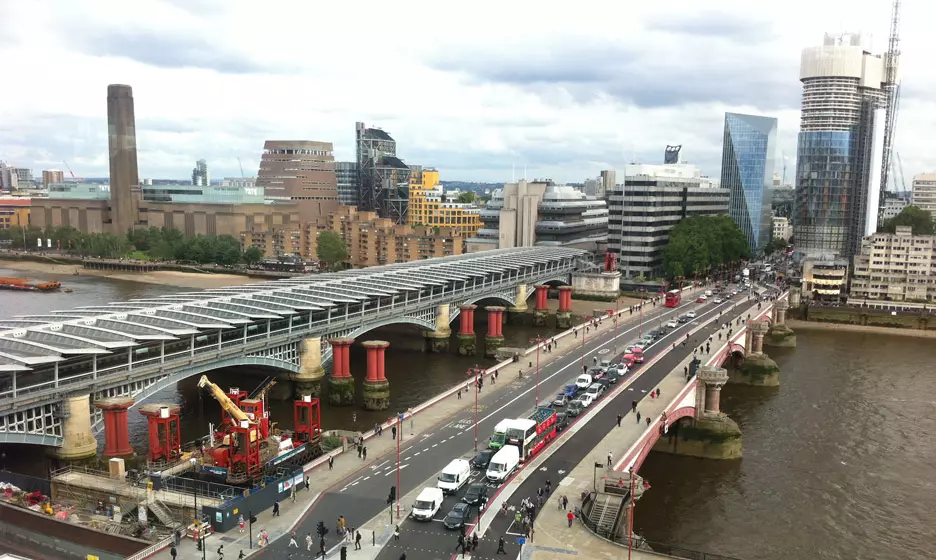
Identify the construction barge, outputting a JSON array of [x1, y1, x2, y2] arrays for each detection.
[[0, 276, 61, 292]]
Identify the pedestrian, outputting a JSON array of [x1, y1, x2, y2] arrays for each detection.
[[355, 531, 362, 550], [357, 445, 362, 459], [328, 456, 334, 470], [656, 388, 661, 397], [607, 451, 613, 467], [546, 478, 551, 493], [318, 538, 327, 559], [306, 476, 310, 490], [272, 501, 279, 517], [238, 514, 245, 533], [650, 391, 655, 400], [457, 389, 462, 399], [291, 486, 297, 503], [616, 413, 622, 427], [557, 495, 563, 510], [393, 524, 400, 540], [392, 426, 397, 440], [646, 417, 651, 426], [593, 356, 598, 365], [636, 411, 641, 424], [400, 554, 407, 560], [237, 552, 244, 560], [562, 495, 568, 510], [472, 533, 479, 550], [289, 532, 299, 548], [170, 546, 177, 560], [567, 510, 575, 527], [217, 545, 224, 560], [457, 534, 466, 553], [306, 533, 313, 551], [497, 536, 507, 554], [362, 446, 367, 460], [631, 400, 637, 412]]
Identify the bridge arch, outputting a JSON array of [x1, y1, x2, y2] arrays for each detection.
[[630, 406, 697, 473]]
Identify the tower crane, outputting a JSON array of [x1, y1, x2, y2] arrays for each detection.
[[62, 160, 81, 182], [237, 157, 245, 179], [878, 0, 902, 226]]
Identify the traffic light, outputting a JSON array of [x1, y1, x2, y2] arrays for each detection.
[[316, 521, 328, 537], [387, 485, 396, 505]]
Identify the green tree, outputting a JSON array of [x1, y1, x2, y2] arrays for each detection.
[[662, 215, 750, 280], [317, 230, 348, 270], [764, 237, 788, 255], [881, 205, 935, 235], [457, 191, 476, 204], [243, 246, 264, 266]]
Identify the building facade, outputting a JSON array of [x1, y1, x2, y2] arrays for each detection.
[[881, 194, 908, 220], [608, 164, 729, 278], [107, 84, 141, 235], [468, 179, 607, 252], [255, 140, 340, 223], [0, 197, 29, 229], [772, 216, 792, 241], [356, 122, 410, 224], [793, 33, 886, 259], [721, 112, 777, 254], [42, 170, 64, 188], [802, 258, 849, 301], [191, 159, 209, 186], [0, 163, 19, 192], [910, 173, 936, 215], [850, 226, 936, 302], [407, 167, 482, 238], [335, 161, 359, 207]]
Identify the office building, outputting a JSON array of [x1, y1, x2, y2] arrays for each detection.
[[42, 170, 64, 187], [600, 170, 616, 197], [192, 159, 209, 186], [772, 184, 795, 218], [336, 161, 359, 206], [608, 164, 729, 278], [0, 163, 19, 192], [583, 178, 601, 197], [850, 226, 936, 302], [107, 84, 141, 235], [407, 167, 482, 238], [721, 112, 777, 254], [802, 257, 849, 301], [255, 140, 340, 222], [0, 197, 30, 229], [881, 194, 908, 220], [219, 177, 256, 189], [468, 179, 608, 252], [772, 216, 792, 242], [793, 33, 886, 259], [910, 173, 936, 215], [356, 122, 410, 224]]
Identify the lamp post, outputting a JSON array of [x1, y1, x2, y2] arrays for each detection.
[[529, 336, 543, 407], [579, 323, 586, 373], [627, 467, 636, 560], [396, 411, 404, 519], [467, 366, 483, 451]]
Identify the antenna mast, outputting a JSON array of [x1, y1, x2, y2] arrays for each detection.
[[878, 0, 902, 228]]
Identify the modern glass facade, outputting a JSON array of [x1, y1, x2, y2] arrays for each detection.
[[721, 113, 776, 254]]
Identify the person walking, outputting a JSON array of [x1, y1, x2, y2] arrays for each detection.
[[355, 531, 362, 550], [317, 538, 327, 559], [545, 478, 551, 494], [306, 533, 313, 551], [471, 533, 479, 551], [288, 532, 299, 549], [392, 426, 397, 440], [616, 413, 622, 427], [636, 411, 641, 424], [238, 515, 245, 533], [394, 525, 400, 540], [646, 417, 651, 426], [456, 534, 466, 553], [306, 476, 310, 490], [216, 545, 224, 560], [170, 545, 177, 560], [328, 456, 334, 470], [357, 445, 362, 459], [561, 495, 568, 510], [362, 446, 367, 461], [631, 400, 637, 413], [272, 501, 280, 517], [607, 451, 613, 467], [567, 510, 575, 527], [497, 536, 507, 554]]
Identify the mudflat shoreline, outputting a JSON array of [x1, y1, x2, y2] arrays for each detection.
[[787, 319, 936, 339]]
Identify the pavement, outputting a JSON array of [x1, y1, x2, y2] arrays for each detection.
[[156, 286, 706, 560]]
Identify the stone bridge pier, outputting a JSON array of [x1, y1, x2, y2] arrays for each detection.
[[556, 286, 573, 328], [425, 303, 452, 353], [655, 366, 742, 460], [484, 306, 506, 358], [293, 336, 327, 398], [765, 300, 796, 347], [532, 284, 550, 326], [457, 304, 477, 356], [327, 337, 356, 406], [361, 340, 390, 410], [509, 283, 529, 320], [731, 320, 781, 387], [54, 394, 99, 461]]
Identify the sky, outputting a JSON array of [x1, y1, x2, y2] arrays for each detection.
[[1, 0, 934, 186]]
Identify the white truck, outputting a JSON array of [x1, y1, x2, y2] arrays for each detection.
[[742, 268, 750, 279], [411, 487, 444, 521], [486, 445, 520, 483]]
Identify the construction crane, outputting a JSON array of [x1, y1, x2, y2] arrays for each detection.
[[237, 157, 245, 179], [62, 160, 81, 182], [895, 151, 909, 197], [198, 375, 252, 425], [878, 0, 902, 226]]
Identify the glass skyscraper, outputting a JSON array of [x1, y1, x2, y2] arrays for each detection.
[[721, 112, 777, 254]]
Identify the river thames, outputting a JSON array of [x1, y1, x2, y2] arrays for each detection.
[[2, 270, 933, 559]]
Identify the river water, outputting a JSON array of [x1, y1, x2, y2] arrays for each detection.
[[3, 271, 933, 559], [637, 329, 936, 560]]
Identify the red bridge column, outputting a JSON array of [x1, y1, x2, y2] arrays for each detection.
[[95, 396, 135, 458], [533, 285, 550, 326], [556, 286, 573, 328], [458, 304, 477, 356], [327, 337, 356, 406], [139, 403, 182, 464], [362, 340, 390, 410], [484, 306, 506, 358]]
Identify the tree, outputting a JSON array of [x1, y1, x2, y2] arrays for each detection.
[[457, 191, 476, 204], [243, 246, 263, 266], [881, 205, 935, 235], [317, 230, 348, 270], [662, 215, 750, 280], [764, 237, 788, 255]]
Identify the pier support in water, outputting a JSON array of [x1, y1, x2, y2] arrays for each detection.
[[53, 394, 98, 461], [533, 284, 550, 327], [457, 304, 477, 356], [556, 286, 573, 329], [139, 404, 182, 464], [293, 336, 327, 398], [327, 338, 356, 406], [654, 365, 742, 460], [509, 283, 529, 321], [361, 340, 390, 411], [425, 303, 451, 353], [765, 300, 796, 347], [731, 320, 780, 386], [484, 306, 505, 358], [96, 396, 135, 458]]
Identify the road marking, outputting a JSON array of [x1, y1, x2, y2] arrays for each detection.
[[423, 448, 430, 452], [385, 464, 408, 475], [362, 476, 371, 482], [431, 443, 438, 448], [371, 460, 389, 471], [413, 451, 421, 456], [539, 467, 547, 472], [557, 470, 567, 475], [350, 481, 359, 487]]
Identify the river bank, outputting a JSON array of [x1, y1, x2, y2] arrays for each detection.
[[787, 318, 936, 339], [0, 258, 262, 290]]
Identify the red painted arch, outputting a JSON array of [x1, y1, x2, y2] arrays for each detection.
[[630, 405, 697, 473]]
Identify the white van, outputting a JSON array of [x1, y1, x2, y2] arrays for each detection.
[[575, 374, 593, 389], [437, 458, 472, 495], [704, 289, 713, 297], [411, 487, 444, 521], [486, 445, 520, 483]]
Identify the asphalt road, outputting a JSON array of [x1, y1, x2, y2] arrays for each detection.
[[254, 287, 741, 559], [373, 286, 769, 560]]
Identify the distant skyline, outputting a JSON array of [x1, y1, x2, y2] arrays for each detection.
[[1, 0, 934, 184]]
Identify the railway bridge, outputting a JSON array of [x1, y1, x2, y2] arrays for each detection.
[[0, 247, 584, 459]]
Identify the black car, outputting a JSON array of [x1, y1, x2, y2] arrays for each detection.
[[463, 483, 488, 506], [555, 412, 570, 433], [443, 502, 473, 529], [648, 328, 664, 339], [677, 315, 689, 323], [566, 401, 583, 417], [471, 450, 494, 470], [597, 377, 614, 391]]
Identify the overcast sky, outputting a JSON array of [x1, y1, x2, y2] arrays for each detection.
[[1, 0, 933, 185]]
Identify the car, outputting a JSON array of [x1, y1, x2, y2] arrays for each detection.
[[471, 449, 495, 470], [677, 315, 689, 323], [588, 367, 605, 380], [696, 297, 706, 303], [686, 311, 697, 319], [603, 370, 619, 384], [552, 394, 569, 407], [463, 483, 488, 506], [648, 328, 664, 339], [566, 401, 583, 417], [578, 393, 596, 408], [555, 412, 570, 433], [597, 377, 614, 391], [713, 297, 723, 304], [443, 502, 473, 530], [666, 319, 678, 328], [562, 384, 579, 399]]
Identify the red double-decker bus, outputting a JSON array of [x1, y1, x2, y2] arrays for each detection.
[[664, 289, 682, 307]]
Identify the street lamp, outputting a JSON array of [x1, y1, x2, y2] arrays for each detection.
[[396, 411, 404, 519], [467, 366, 483, 451], [529, 336, 543, 407]]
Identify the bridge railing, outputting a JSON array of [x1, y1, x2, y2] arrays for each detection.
[[0, 264, 574, 407]]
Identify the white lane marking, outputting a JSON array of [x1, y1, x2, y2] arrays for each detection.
[[371, 460, 389, 471], [385, 464, 409, 475], [413, 451, 421, 456], [431, 443, 438, 448], [362, 476, 371, 482]]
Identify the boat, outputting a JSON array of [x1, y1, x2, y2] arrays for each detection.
[[0, 277, 62, 292]]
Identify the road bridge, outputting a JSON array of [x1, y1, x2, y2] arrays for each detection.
[[0, 247, 584, 458]]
